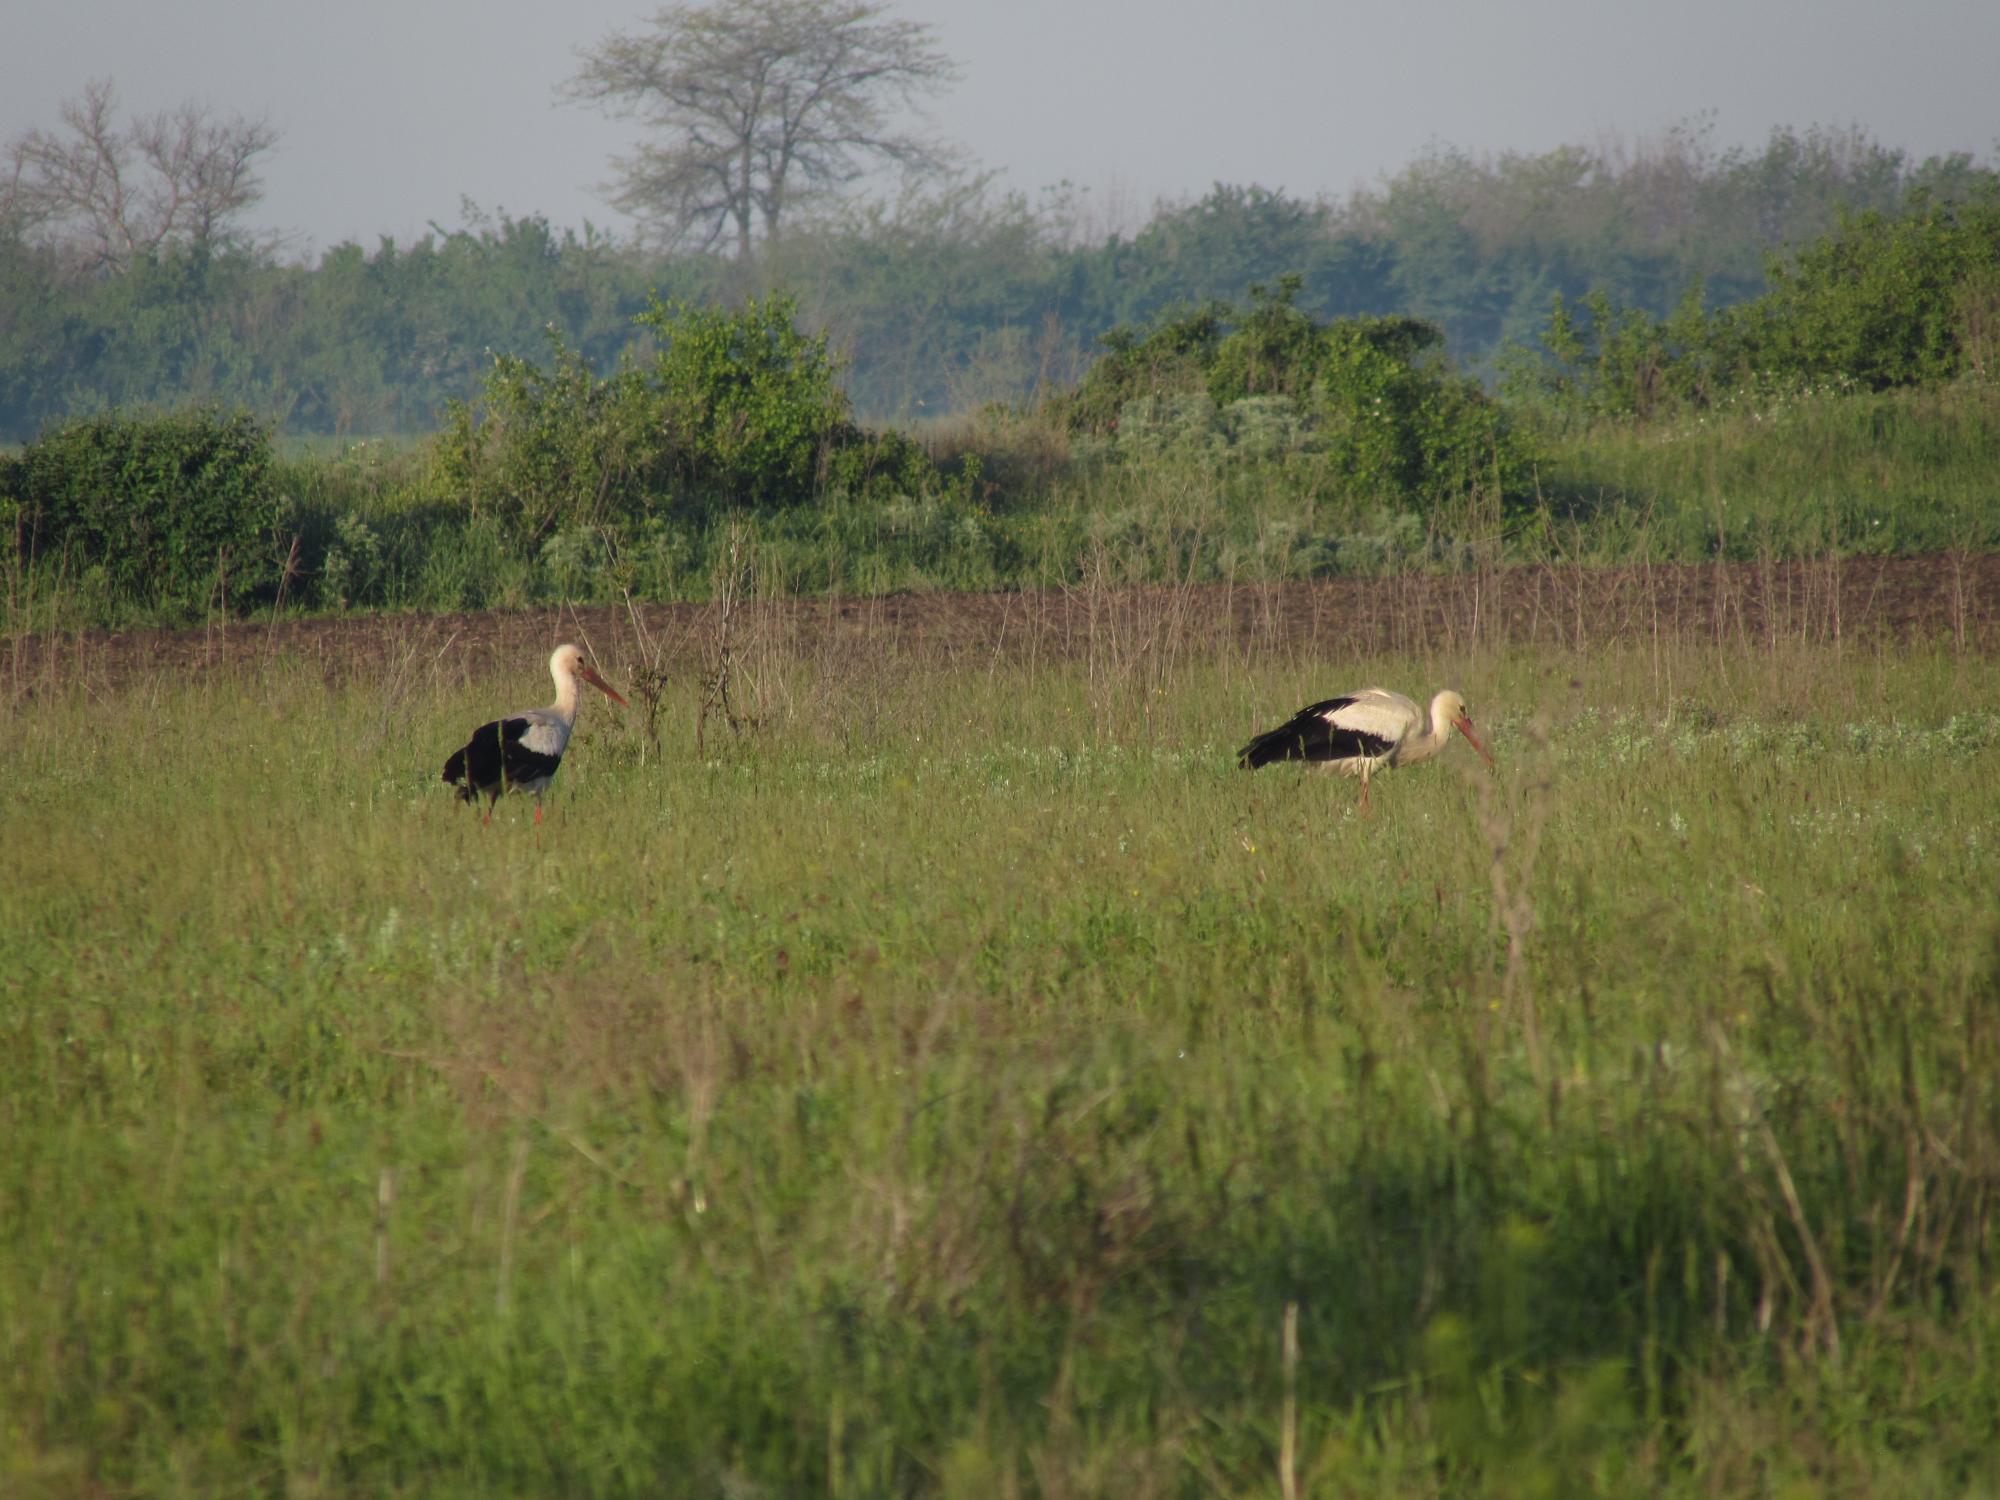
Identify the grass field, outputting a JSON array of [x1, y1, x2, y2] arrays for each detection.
[[4, 610, 1999, 1496]]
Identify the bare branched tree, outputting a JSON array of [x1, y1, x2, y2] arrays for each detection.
[[1, 79, 278, 273], [563, 0, 959, 260]]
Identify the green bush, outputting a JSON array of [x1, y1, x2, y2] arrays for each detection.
[[1308, 312, 1528, 504], [819, 421, 940, 501], [0, 447, 19, 533], [1049, 304, 1224, 435], [1747, 187, 2000, 388], [1056, 279, 1531, 510], [434, 332, 664, 544], [435, 294, 939, 545], [10, 406, 274, 612], [1204, 278, 1338, 401], [1510, 186, 2000, 419], [634, 293, 849, 507]]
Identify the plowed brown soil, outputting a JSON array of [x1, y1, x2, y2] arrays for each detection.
[[9, 552, 1993, 699]]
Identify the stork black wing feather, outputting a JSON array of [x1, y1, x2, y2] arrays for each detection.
[[1239, 697, 1396, 768], [443, 717, 562, 802]]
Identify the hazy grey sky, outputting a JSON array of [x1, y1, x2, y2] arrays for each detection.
[[6, 0, 1998, 254]]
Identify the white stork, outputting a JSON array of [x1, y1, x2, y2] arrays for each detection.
[[443, 644, 629, 824], [1239, 687, 1493, 811]]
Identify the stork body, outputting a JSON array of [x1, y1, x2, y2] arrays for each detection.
[[1238, 687, 1491, 811], [443, 645, 628, 824]]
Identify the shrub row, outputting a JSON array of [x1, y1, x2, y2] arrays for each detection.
[[4, 296, 951, 621]]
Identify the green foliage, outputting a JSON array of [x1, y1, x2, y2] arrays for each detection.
[[0, 212, 689, 444], [1501, 287, 1722, 421], [2, 129, 1994, 438], [1311, 312, 1527, 503], [1068, 183, 1399, 335], [1203, 275, 1333, 399], [11, 182, 2000, 628], [1049, 302, 1225, 434], [1061, 279, 1530, 510], [434, 294, 937, 550], [317, 512, 386, 610], [8, 405, 274, 614], [1745, 187, 2000, 388], [1511, 188, 2000, 420], [12, 370, 1996, 631], [435, 331, 665, 543], [633, 292, 850, 506], [0, 447, 18, 533], [819, 420, 940, 500], [1530, 381, 2000, 558]]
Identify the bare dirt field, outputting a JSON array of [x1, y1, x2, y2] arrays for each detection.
[[10, 551, 1993, 699]]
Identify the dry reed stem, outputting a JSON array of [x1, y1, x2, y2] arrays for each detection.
[[1279, 1300, 1299, 1500], [696, 523, 760, 756], [1475, 710, 1553, 1092], [495, 1133, 530, 1318], [1706, 1021, 1842, 1361]]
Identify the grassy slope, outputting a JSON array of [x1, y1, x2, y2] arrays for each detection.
[[4, 634, 2000, 1497]]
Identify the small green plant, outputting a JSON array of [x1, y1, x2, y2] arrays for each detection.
[[317, 512, 384, 609], [538, 524, 613, 598]]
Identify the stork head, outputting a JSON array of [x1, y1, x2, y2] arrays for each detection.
[[551, 643, 630, 707], [1435, 689, 1494, 766]]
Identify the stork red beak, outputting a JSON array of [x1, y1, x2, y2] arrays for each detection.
[[579, 664, 630, 707], [1455, 715, 1494, 767]]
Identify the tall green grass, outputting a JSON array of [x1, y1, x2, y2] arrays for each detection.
[[1528, 380, 2000, 560], [3, 625, 1998, 1496]]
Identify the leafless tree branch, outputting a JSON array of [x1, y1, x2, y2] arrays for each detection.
[[563, 0, 959, 260], [0, 79, 278, 274]]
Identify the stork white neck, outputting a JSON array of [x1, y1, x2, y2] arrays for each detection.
[[549, 650, 582, 725], [1428, 691, 1459, 749], [1397, 691, 1462, 766]]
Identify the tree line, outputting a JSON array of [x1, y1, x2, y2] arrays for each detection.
[[3, 106, 1991, 442]]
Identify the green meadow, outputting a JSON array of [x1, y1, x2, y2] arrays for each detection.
[[4, 626, 1999, 1497]]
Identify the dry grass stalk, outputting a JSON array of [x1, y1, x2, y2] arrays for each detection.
[[696, 522, 760, 756], [375, 1166, 396, 1290], [1475, 708, 1554, 1092], [495, 1134, 530, 1318], [619, 586, 674, 758], [1279, 1299, 1299, 1500], [1706, 1021, 1842, 1362]]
